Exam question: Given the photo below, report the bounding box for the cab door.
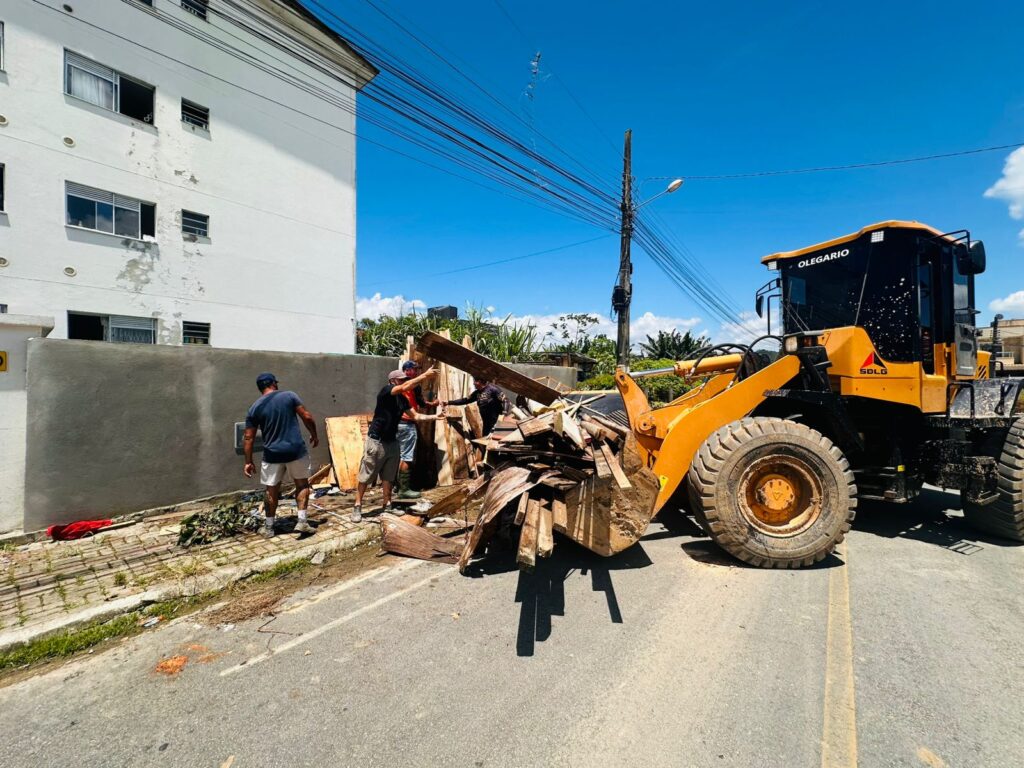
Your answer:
[952,247,977,377]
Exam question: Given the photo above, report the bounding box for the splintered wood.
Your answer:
[377,342,661,573]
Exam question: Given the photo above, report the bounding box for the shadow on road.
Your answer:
[510,538,653,657]
[854,487,1021,553]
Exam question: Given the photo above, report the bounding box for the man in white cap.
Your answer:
[351,366,445,522]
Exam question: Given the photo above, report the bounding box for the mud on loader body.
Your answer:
[615,221,1024,568]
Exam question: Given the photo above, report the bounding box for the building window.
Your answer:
[64,51,155,124]
[183,321,211,345]
[0,164,5,212]
[181,210,209,237]
[182,0,209,20]
[68,312,156,344]
[1,22,5,72]
[181,99,209,129]
[66,182,156,239]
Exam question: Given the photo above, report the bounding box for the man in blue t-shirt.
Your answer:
[243,372,320,538]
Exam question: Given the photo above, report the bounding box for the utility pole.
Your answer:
[613,129,633,369]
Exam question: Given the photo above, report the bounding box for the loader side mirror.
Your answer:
[958,240,986,275]
[755,294,764,318]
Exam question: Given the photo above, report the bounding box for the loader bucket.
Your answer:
[552,432,662,557]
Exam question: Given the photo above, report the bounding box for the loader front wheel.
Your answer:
[687,417,857,568]
[962,418,1024,541]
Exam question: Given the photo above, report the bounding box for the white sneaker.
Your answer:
[294,520,314,534]
[350,506,362,523]
[259,524,276,539]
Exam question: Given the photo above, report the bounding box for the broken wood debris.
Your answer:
[377,389,658,574]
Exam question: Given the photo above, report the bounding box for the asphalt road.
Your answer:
[2,487,1023,768]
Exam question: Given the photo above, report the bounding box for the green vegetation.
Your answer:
[0,594,211,672]
[359,306,712,406]
[247,557,310,584]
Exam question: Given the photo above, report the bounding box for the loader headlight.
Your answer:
[784,336,799,354]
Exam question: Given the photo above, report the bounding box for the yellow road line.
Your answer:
[821,542,858,768]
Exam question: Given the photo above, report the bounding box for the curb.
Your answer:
[0,525,381,654]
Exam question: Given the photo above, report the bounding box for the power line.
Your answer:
[362,233,612,288]
[652,141,1024,181]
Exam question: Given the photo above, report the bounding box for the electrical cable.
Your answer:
[651,141,1024,181]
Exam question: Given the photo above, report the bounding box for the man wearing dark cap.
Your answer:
[395,359,440,499]
[352,366,444,522]
[442,377,508,435]
[243,373,319,538]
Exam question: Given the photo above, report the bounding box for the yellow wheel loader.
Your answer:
[613,221,1024,568]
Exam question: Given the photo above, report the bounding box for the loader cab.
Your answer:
[761,222,984,378]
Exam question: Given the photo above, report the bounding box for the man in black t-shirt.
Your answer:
[352,366,444,522]
[442,378,508,435]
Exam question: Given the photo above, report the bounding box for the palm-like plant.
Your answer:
[639,329,710,360]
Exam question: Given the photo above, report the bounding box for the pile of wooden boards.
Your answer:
[380,397,659,574]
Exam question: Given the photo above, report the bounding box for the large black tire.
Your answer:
[962,419,1024,541]
[687,417,857,568]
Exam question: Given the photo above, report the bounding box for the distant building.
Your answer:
[979,317,1024,373]
[0,0,376,352]
[428,305,459,321]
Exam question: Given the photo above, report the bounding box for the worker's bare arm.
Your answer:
[295,404,320,448]
[391,366,438,394]
[243,427,257,477]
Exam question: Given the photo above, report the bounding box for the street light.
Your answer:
[637,178,684,209]
[613,136,685,369]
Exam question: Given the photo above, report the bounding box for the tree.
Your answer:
[639,329,709,360]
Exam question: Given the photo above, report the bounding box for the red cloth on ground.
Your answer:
[47,519,113,541]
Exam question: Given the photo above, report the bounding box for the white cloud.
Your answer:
[717,310,773,344]
[502,310,702,349]
[985,147,1024,243]
[356,293,426,320]
[990,290,1024,314]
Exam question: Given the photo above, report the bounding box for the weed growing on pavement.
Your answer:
[113,572,128,587]
[0,593,217,673]
[247,557,310,584]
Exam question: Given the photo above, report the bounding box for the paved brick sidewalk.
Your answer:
[0,489,398,648]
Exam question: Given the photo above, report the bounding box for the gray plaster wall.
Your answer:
[24,339,395,531]
[22,342,577,531]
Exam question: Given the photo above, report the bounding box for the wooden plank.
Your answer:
[519,412,555,439]
[537,499,554,558]
[514,491,530,525]
[464,402,484,439]
[581,409,630,438]
[592,445,612,480]
[510,406,531,421]
[324,416,365,491]
[308,464,331,485]
[380,514,462,563]
[458,467,553,572]
[554,411,587,451]
[599,441,632,489]
[417,331,562,405]
[517,497,541,571]
[433,330,455,486]
[580,418,621,446]
[499,428,524,444]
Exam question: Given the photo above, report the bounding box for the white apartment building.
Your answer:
[0,0,376,352]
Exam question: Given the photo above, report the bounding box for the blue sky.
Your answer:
[327,0,1024,340]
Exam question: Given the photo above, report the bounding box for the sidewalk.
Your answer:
[0,488,408,652]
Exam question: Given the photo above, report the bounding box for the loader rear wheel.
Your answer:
[962,418,1024,541]
[687,417,857,568]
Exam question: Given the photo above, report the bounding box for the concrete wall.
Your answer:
[20,340,578,532]
[0,0,373,353]
[0,315,54,533]
[23,339,395,531]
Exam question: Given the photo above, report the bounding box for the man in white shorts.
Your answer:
[243,372,320,538]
